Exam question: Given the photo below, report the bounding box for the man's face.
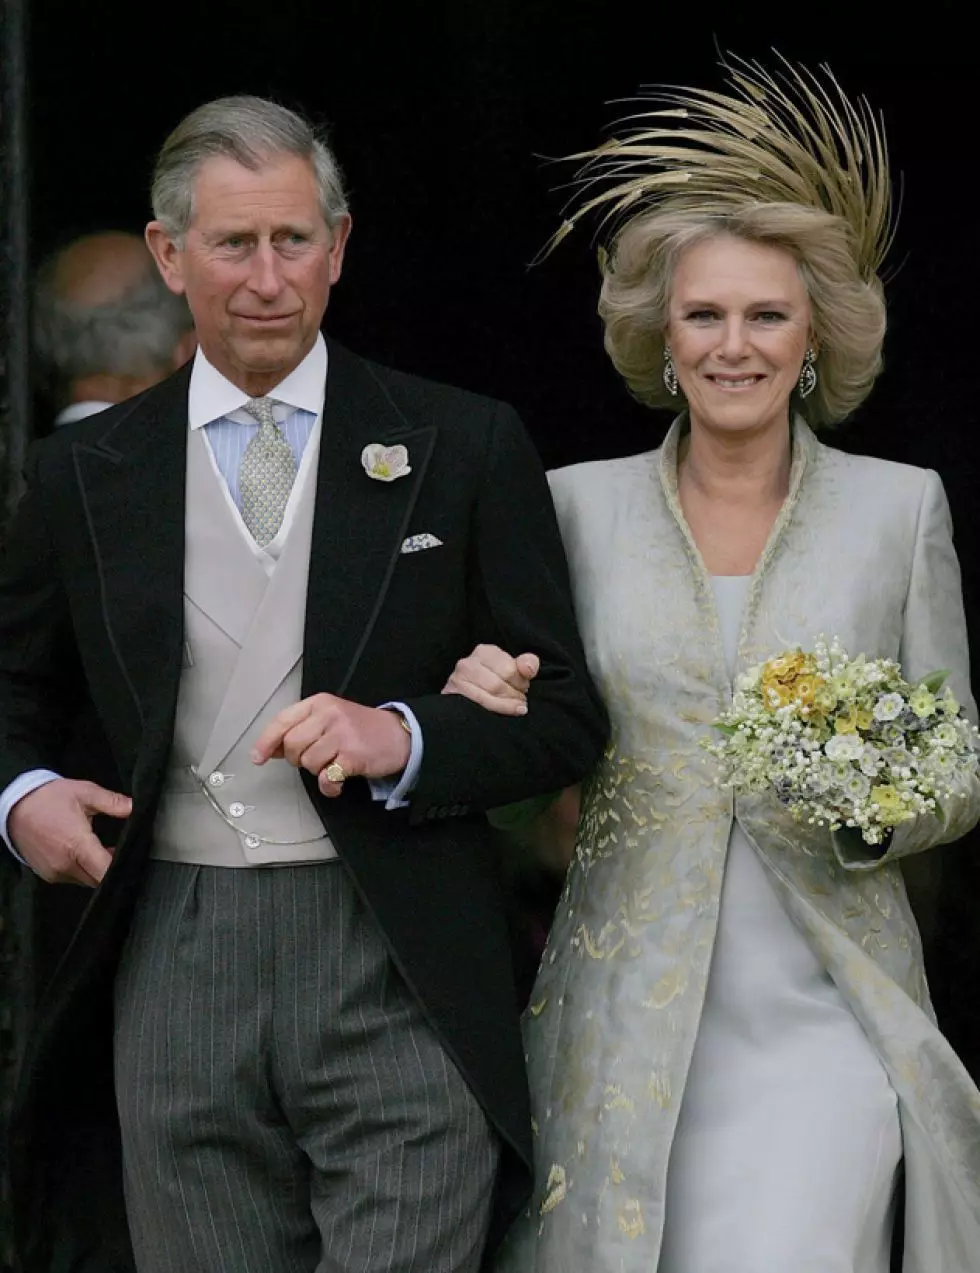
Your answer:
[147,153,350,396]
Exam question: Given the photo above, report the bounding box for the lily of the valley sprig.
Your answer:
[361,443,411,482]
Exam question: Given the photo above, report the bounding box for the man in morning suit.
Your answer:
[0,96,607,1273]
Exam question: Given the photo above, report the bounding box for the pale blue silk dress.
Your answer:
[657,575,902,1271]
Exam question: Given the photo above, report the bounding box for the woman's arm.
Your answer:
[443,642,582,874]
[833,469,980,870]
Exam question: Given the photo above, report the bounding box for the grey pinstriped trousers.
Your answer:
[113,861,499,1273]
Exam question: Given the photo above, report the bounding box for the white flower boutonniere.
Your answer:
[361,443,412,482]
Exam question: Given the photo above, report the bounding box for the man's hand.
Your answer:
[443,644,540,715]
[9,779,132,886]
[250,694,412,797]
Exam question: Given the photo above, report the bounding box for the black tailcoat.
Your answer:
[0,342,608,1270]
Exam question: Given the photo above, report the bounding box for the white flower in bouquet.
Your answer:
[825,734,863,762]
[704,637,980,845]
[873,693,905,722]
[858,744,882,777]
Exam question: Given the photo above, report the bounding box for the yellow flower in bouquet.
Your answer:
[763,651,809,683]
[813,682,839,714]
[835,703,874,734]
[870,784,915,825]
[793,675,822,712]
[909,685,936,719]
[760,651,824,715]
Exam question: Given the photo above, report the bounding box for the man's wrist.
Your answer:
[381,706,413,773]
[369,703,423,809]
[384,706,413,733]
[1,769,63,862]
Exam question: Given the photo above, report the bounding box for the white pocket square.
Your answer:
[400,533,444,554]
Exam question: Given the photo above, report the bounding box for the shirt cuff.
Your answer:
[1,769,62,864]
[367,703,423,810]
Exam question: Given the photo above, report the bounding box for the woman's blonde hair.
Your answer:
[551,57,894,427]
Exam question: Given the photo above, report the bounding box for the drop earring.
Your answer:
[663,346,678,397]
[798,348,817,399]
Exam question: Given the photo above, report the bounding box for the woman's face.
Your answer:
[666,234,813,440]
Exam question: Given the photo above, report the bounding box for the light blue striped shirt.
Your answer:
[203,407,317,512]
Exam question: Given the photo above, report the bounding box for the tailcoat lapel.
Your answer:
[70,368,189,786]
[302,341,436,697]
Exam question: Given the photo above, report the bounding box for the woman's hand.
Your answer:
[442,644,540,716]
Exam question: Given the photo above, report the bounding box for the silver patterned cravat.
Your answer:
[239,396,298,547]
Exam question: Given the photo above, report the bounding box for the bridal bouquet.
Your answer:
[705,637,979,845]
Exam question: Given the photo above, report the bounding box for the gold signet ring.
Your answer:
[324,762,347,784]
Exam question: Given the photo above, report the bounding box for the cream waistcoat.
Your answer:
[151,425,336,866]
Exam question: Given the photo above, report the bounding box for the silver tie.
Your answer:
[239,397,298,547]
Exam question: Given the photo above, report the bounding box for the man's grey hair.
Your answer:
[151,95,349,241]
[33,257,193,385]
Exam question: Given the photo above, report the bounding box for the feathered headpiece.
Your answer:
[548,53,894,282]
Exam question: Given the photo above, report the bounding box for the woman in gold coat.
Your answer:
[447,58,980,1272]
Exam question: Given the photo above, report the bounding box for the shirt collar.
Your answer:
[55,400,116,426]
[187,332,327,430]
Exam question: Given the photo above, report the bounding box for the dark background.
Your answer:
[21,0,980,1058]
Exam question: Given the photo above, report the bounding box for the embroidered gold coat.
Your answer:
[496,418,980,1272]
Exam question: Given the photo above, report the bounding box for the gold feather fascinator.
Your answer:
[547,53,894,283]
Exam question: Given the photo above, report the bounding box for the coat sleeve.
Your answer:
[401,403,608,821]
[833,468,980,870]
[0,446,86,793]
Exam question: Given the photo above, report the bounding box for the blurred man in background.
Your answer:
[33,230,195,425]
